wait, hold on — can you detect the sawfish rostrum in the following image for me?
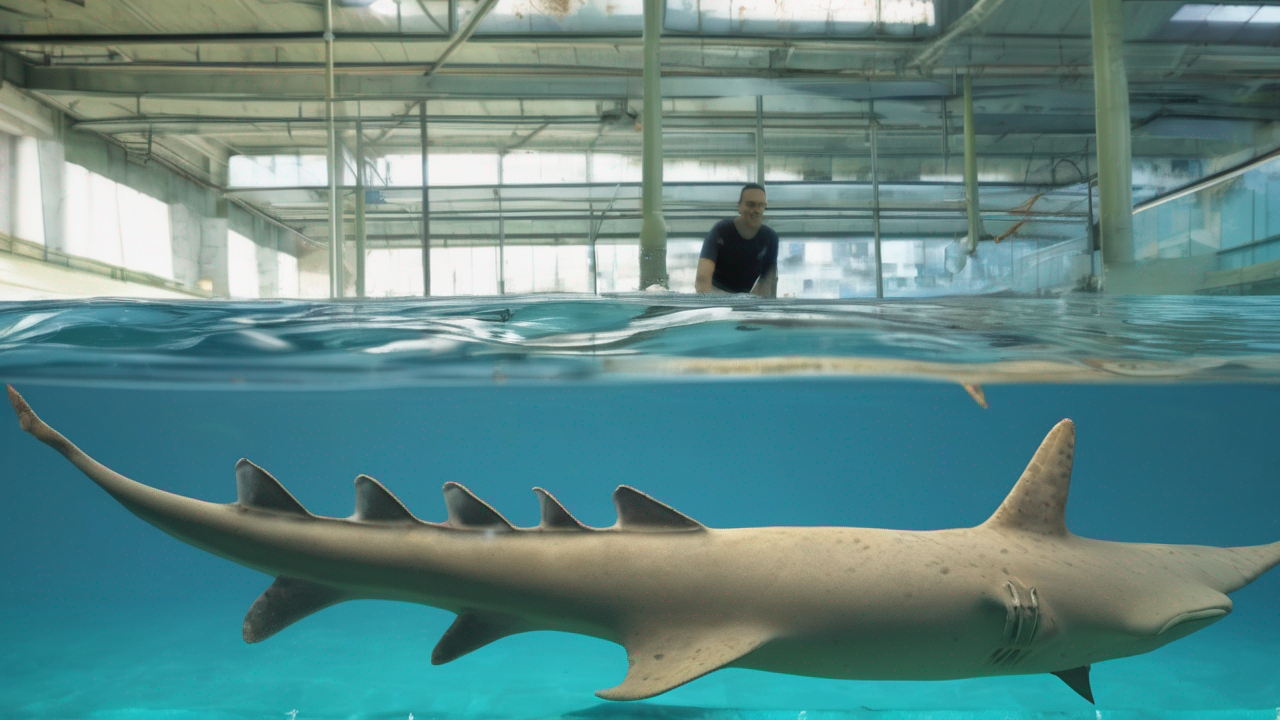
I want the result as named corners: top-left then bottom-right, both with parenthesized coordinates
top-left (9, 385), bottom-right (1279, 704)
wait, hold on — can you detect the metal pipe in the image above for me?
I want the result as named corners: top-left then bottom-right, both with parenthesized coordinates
top-left (355, 109), bottom-right (367, 298)
top-left (755, 95), bottom-right (765, 183)
top-left (425, 0), bottom-right (503, 77)
top-left (420, 102), bottom-right (431, 296)
top-left (637, 0), bottom-right (667, 289)
top-left (962, 72), bottom-right (980, 255)
top-left (870, 100), bottom-right (883, 299)
top-left (324, 0), bottom-right (341, 298)
top-left (1089, 0), bottom-right (1135, 269)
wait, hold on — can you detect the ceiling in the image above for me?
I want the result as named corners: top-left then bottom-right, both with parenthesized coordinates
top-left (2, 0), bottom-right (1278, 248)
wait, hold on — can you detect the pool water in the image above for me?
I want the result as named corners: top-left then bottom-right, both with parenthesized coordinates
top-left (1, 295), bottom-right (1277, 720)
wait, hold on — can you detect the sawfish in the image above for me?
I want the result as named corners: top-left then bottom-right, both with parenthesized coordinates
top-left (9, 385), bottom-right (1279, 704)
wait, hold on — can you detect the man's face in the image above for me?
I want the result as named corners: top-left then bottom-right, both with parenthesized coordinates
top-left (738, 189), bottom-right (767, 229)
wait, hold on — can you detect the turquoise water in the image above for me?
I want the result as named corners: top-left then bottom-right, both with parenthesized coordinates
top-left (1, 294), bottom-right (1278, 720)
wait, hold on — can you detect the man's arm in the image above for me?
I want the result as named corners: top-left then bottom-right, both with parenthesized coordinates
top-left (751, 267), bottom-right (777, 298)
top-left (695, 258), bottom-right (725, 293)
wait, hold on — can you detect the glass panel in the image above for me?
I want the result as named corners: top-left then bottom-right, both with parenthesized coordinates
top-left (229, 155), bottom-right (328, 188)
top-left (1170, 3), bottom-right (1215, 21)
top-left (431, 246), bottom-right (500, 295)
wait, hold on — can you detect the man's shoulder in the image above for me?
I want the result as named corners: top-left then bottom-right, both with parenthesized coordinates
top-left (760, 224), bottom-right (780, 242)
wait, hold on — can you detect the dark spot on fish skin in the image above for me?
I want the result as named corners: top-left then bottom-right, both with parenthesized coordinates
top-left (1000, 549), bottom-right (1009, 554)
top-left (1002, 567), bottom-right (1009, 575)
top-left (654, 654), bottom-right (664, 660)
top-left (940, 567), bottom-right (950, 575)
top-left (903, 591), bottom-right (914, 599)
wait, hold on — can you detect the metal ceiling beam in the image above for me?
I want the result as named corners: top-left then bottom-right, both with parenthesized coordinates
top-left (424, 0), bottom-right (501, 77)
top-left (23, 66), bottom-right (958, 99)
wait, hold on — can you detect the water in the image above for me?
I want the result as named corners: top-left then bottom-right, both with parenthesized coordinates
top-left (1, 294), bottom-right (1278, 720)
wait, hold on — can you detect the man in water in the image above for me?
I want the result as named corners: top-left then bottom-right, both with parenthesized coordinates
top-left (695, 183), bottom-right (778, 297)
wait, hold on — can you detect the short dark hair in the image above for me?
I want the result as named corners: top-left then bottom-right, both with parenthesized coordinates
top-left (739, 183), bottom-right (766, 203)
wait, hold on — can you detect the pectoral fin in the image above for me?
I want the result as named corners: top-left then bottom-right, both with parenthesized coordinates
top-left (243, 576), bottom-right (348, 643)
top-left (596, 625), bottom-right (773, 701)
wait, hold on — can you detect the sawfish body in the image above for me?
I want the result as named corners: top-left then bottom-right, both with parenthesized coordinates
top-left (9, 386), bottom-right (1279, 703)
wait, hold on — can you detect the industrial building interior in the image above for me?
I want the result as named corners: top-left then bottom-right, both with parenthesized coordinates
top-left (1, 0), bottom-right (1278, 300)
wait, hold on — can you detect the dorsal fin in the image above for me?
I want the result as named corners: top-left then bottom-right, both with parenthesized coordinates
top-left (443, 482), bottom-right (515, 531)
top-left (352, 475), bottom-right (419, 523)
top-left (982, 419), bottom-right (1075, 536)
top-left (236, 459), bottom-right (312, 517)
top-left (613, 486), bottom-right (705, 532)
top-left (533, 487), bottom-right (589, 531)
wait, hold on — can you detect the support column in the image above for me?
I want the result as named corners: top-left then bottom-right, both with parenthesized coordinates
top-left (963, 73), bottom-right (981, 256)
top-left (497, 150), bottom-right (506, 295)
top-left (420, 102), bottom-right (431, 296)
top-left (324, 0), bottom-right (342, 298)
top-left (755, 95), bottom-right (765, 183)
top-left (1089, 0), bottom-right (1134, 270)
top-left (354, 110), bottom-right (367, 298)
top-left (870, 101), bottom-right (883, 299)
top-left (638, 0), bottom-right (667, 290)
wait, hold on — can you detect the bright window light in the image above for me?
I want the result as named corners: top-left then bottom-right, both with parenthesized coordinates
top-left (880, 0), bottom-right (935, 25)
top-left (64, 163), bottom-right (123, 267)
top-left (278, 252), bottom-right (299, 297)
top-left (367, 248), bottom-right (424, 297)
top-left (1170, 3), bottom-right (1216, 21)
top-left (1249, 5), bottom-right (1280, 23)
top-left (503, 152), bottom-right (587, 184)
top-left (14, 137), bottom-right (45, 245)
top-left (117, 183), bottom-right (173, 280)
top-left (1205, 4), bottom-right (1258, 22)
top-left (227, 230), bottom-right (261, 299)
top-left (370, 0), bottom-right (400, 15)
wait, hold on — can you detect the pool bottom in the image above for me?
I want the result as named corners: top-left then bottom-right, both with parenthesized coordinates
top-left (2, 599), bottom-right (1276, 720)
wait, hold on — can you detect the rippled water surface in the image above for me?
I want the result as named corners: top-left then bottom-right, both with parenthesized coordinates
top-left (1, 293), bottom-right (1279, 387)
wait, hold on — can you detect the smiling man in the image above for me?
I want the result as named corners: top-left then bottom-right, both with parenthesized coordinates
top-left (695, 183), bottom-right (779, 297)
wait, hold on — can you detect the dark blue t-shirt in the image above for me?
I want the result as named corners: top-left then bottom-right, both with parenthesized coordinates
top-left (699, 218), bottom-right (779, 293)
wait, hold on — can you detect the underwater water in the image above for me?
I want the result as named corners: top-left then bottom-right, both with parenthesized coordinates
top-left (0, 294), bottom-right (1278, 720)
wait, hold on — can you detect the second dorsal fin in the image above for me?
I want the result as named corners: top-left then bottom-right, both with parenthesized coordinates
top-left (613, 486), bottom-right (705, 532)
top-left (352, 475), bottom-right (419, 523)
top-left (533, 487), bottom-right (588, 531)
top-left (443, 482), bottom-right (515, 531)
top-left (236, 459), bottom-right (312, 517)
top-left (982, 419), bottom-right (1075, 537)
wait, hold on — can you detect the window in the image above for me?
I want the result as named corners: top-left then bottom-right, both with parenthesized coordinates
top-left (227, 230), bottom-right (261, 298)
top-left (63, 163), bottom-right (174, 279)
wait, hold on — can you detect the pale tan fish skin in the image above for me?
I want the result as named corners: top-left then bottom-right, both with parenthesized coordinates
top-left (8, 385), bottom-right (1279, 704)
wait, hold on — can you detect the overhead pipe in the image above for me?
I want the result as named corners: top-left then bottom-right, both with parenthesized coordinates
top-left (1089, 0), bottom-right (1135, 270)
top-left (637, 0), bottom-right (667, 290)
top-left (909, 0), bottom-right (1014, 72)
top-left (424, 0), bottom-right (503, 77)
